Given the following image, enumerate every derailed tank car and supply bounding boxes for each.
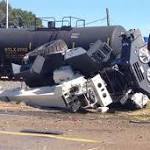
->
[0,17,125,78]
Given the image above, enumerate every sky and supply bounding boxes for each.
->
[9,0,150,36]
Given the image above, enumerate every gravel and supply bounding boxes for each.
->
[0,81,26,90]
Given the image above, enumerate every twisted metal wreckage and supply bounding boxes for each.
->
[0,26,150,112]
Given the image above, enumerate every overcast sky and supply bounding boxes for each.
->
[9,0,150,36]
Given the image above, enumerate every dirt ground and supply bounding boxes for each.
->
[0,102,149,150]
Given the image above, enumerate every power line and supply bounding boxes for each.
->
[85,17,107,26]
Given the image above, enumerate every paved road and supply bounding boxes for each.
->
[0,102,149,150]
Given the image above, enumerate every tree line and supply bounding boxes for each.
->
[0,0,42,28]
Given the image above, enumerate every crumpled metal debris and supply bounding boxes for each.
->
[131,93,149,109]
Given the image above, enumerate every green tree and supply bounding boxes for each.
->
[0,0,42,28]
[0,0,12,22]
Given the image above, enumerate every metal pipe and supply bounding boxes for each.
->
[6,0,8,29]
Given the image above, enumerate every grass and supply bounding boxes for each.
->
[124,102,150,121]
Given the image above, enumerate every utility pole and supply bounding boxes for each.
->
[106,8,110,26]
[6,0,8,29]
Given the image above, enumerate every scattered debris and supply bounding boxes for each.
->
[129,120,150,124]
[97,107,109,113]
[130,93,149,109]
[21,129,64,135]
